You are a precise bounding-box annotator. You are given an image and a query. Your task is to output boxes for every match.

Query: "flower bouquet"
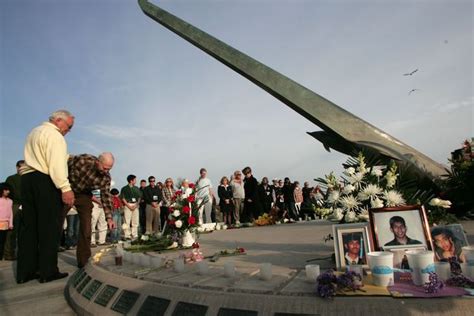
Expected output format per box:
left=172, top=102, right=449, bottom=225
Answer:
left=315, top=152, right=407, bottom=223
left=164, top=182, right=204, bottom=245
left=254, top=213, right=275, bottom=226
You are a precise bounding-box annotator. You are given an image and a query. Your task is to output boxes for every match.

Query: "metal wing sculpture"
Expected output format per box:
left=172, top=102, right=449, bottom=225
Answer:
left=138, top=0, right=446, bottom=180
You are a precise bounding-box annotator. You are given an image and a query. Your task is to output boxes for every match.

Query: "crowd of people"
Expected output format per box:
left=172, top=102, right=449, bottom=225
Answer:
left=0, top=109, right=326, bottom=285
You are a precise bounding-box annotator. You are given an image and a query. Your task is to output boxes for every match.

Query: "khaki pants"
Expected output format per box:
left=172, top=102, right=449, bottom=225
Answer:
left=123, top=203, right=139, bottom=239
left=233, top=198, right=243, bottom=223
left=91, top=203, right=107, bottom=244
left=145, top=204, right=161, bottom=234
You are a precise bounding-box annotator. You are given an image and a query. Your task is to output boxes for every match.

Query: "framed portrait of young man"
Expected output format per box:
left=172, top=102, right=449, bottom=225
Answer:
left=431, top=224, right=469, bottom=262
left=333, top=223, right=371, bottom=270
left=369, top=205, right=433, bottom=251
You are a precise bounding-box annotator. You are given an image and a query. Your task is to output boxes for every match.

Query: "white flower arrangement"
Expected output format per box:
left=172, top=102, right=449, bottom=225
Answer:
left=315, top=152, right=407, bottom=222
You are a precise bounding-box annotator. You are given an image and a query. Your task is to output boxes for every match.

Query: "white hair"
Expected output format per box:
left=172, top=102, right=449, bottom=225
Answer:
left=99, top=152, right=115, bottom=164
left=49, top=109, right=73, bottom=122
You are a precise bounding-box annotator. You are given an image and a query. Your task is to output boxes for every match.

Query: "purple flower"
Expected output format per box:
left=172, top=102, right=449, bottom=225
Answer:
left=423, top=272, right=444, bottom=293
left=446, top=274, right=474, bottom=288
left=315, top=269, right=363, bottom=299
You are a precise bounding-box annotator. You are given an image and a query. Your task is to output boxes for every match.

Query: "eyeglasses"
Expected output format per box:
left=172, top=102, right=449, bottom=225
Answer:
left=150, top=180, right=155, bottom=182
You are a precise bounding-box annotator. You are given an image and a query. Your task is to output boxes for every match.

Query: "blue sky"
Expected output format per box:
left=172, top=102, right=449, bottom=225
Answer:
left=1, top=0, right=472, bottom=189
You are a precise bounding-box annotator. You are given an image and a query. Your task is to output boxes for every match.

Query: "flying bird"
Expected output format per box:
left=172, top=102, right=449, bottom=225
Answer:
left=403, top=69, right=418, bottom=76
left=408, top=89, right=420, bottom=95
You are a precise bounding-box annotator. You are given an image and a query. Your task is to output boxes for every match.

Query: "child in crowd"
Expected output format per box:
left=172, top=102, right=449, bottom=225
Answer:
left=0, top=183, right=14, bottom=260
left=111, top=188, right=123, bottom=243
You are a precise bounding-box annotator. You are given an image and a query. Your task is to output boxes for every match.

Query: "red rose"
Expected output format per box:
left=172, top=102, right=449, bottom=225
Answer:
left=168, top=219, right=176, bottom=226
left=168, top=207, right=174, bottom=213
left=189, top=183, right=195, bottom=189
left=176, top=190, right=183, bottom=196
left=182, top=205, right=190, bottom=214
left=237, top=247, right=245, bottom=253
left=192, top=242, right=200, bottom=249
left=188, top=216, right=196, bottom=225
left=187, top=195, right=195, bottom=203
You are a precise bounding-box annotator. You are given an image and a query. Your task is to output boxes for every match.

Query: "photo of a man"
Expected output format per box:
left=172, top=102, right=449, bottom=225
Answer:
left=384, top=216, right=422, bottom=247
left=343, top=232, right=366, bottom=265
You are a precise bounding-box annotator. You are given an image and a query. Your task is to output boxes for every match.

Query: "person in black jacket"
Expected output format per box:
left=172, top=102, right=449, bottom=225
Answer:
left=282, top=177, right=297, bottom=221
left=242, top=167, right=262, bottom=222
left=218, top=177, right=234, bottom=226
left=143, top=176, right=163, bottom=234
left=259, top=177, right=274, bottom=214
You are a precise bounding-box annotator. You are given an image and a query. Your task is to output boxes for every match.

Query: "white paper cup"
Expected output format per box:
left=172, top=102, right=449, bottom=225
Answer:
left=224, top=262, right=236, bottom=278
left=140, top=254, right=152, bottom=267
left=367, top=251, right=394, bottom=286
left=173, top=258, right=185, bottom=272
left=123, top=251, right=131, bottom=262
left=461, top=263, right=474, bottom=278
left=434, top=262, right=451, bottom=280
left=406, top=250, right=434, bottom=286
left=197, top=261, right=209, bottom=275
left=305, top=264, right=320, bottom=282
left=259, top=263, right=272, bottom=280
left=151, top=256, right=163, bottom=268
left=462, top=246, right=474, bottom=266
left=132, top=253, right=142, bottom=265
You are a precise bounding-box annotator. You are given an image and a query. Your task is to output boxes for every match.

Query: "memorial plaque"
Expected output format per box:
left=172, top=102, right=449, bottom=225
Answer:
left=82, top=280, right=103, bottom=300
left=172, top=302, right=208, bottom=316
left=72, top=269, right=86, bottom=287
left=137, top=296, right=170, bottom=316
left=94, top=285, right=119, bottom=307
left=77, top=276, right=91, bottom=293
left=111, top=290, right=140, bottom=315
left=218, top=308, right=258, bottom=316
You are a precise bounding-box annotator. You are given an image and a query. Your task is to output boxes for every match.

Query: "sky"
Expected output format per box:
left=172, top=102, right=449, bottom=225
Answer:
left=1, top=0, right=472, bottom=190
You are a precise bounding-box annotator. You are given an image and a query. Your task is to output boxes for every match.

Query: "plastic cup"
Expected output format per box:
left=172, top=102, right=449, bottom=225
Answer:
left=406, top=250, right=434, bottom=286
left=224, top=262, right=235, bottom=278
left=305, top=264, right=320, bottom=282
left=173, top=258, right=185, bottom=272
left=434, top=262, right=450, bottom=280
left=259, top=263, right=272, bottom=280
left=197, top=261, right=209, bottom=275
left=367, top=251, right=394, bottom=286
left=462, top=246, right=474, bottom=266
left=151, top=256, right=163, bottom=268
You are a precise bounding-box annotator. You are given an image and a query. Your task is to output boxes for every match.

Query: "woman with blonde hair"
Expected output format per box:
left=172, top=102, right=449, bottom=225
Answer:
left=218, top=176, right=233, bottom=226
left=161, top=178, right=175, bottom=229
left=230, top=170, right=245, bottom=225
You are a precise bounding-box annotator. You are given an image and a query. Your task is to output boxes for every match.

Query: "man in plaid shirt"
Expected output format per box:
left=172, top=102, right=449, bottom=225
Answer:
left=64, top=152, right=116, bottom=268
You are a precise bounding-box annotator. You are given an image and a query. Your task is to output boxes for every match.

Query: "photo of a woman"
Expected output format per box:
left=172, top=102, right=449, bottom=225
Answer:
left=431, top=226, right=467, bottom=262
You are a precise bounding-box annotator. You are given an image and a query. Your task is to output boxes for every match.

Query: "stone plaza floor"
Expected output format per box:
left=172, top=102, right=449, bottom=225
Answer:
left=1, top=220, right=474, bottom=315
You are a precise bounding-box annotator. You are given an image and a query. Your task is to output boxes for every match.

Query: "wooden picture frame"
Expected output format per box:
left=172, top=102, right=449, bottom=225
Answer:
left=333, top=222, right=371, bottom=270
left=369, top=205, right=433, bottom=251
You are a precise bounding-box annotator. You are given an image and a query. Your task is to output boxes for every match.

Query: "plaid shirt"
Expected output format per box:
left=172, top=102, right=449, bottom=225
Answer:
left=161, top=187, right=175, bottom=207
left=68, top=154, right=113, bottom=219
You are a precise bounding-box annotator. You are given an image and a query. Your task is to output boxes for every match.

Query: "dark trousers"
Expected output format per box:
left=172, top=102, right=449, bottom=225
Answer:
left=160, top=206, right=168, bottom=230
left=285, top=201, right=298, bottom=220
left=74, top=193, right=93, bottom=268
left=17, top=172, right=61, bottom=280
left=139, top=204, right=146, bottom=235
left=0, top=230, right=7, bottom=259
left=4, top=203, right=20, bottom=259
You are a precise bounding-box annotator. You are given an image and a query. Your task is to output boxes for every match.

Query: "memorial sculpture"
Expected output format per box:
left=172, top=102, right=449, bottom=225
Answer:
left=138, top=0, right=446, bottom=182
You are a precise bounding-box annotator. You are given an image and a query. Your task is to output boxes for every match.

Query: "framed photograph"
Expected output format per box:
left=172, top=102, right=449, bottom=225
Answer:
left=431, top=224, right=469, bottom=262
left=369, top=205, right=433, bottom=251
left=333, top=223, right=371, bottom=270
